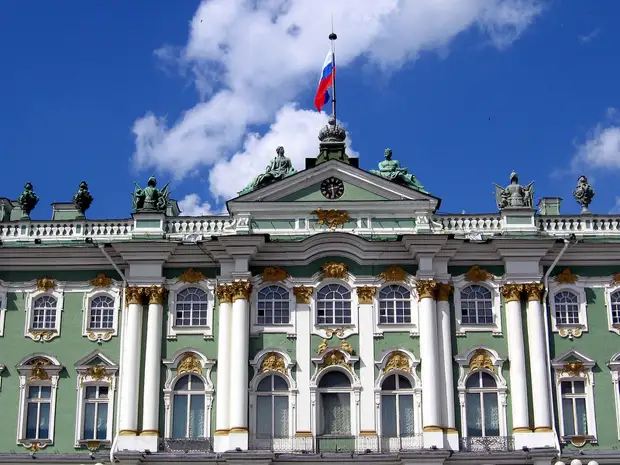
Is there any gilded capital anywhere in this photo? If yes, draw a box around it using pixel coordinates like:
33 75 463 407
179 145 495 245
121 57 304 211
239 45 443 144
356 286 377 304
500 284 523 303
415 280 438 300
231 280 252 301
524 282 544 302
125 286 145 306
216 284 233 303
436 283 454 302
147 285 167 305
293 286 313 304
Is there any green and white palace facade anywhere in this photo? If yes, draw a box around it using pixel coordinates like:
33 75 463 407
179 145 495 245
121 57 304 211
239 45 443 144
0 123 618 465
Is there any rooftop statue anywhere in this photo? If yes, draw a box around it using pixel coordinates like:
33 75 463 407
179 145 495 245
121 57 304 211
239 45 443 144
132 176 170 212
369 148 427 193
17 182 39 219
573 175 595 214
494 171 534 210
72 181 93 216
239 146 296 195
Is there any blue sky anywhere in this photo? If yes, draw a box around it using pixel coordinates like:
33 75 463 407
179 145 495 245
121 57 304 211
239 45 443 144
2 0 620 220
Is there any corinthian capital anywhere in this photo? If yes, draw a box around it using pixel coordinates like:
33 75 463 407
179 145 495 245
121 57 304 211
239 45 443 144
436 283 454 302
216 284 233 303
147 285 168 305
231 280 252 301
524 283 544 302
500 284 523 303
415 280 438 301
125 286 145 306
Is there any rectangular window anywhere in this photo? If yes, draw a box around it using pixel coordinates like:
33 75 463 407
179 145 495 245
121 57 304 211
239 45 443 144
89 308 114 330
26 386 51 440
321 393 351 435
257 301 290 325
317 302 352 325
32 308 56 330
379 301 411 324
82 386 109 441
561 380 588 436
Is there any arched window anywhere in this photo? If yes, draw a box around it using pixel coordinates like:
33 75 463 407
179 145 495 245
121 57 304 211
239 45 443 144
611 290 620 326
171 374 206 438
88 295 115 330
257 286 290 325
381 374 414 437
317 284 351 325
255 375 289 438
379 285 411 324
175 288 209 327
32 296 58 330
554 291 580 325
465 372 500 437
318 371 351 436
460 285 493 325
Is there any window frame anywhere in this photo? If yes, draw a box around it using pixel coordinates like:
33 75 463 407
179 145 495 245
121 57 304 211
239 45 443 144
604 285 620 336
250 282 296 336
311 280 359 338
24 289 64 342
452 275 502 336
82 288 120 342
169 373 209 439
316 370 355 437
549 283 588 337
166 280 215 340
376 372 420 438
0 282 6 337
374 283 419 336
463 371 501 437
608 353 620 441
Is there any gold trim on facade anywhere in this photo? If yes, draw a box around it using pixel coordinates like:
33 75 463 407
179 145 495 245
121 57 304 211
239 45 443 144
465 265 493 282
377 265 407 283
139 430 159 437
295 431 313 438
312 209 352 230
356 286 377 304
231 280 252 301
317 339 328 355
261 266 289 283
513 427 532 433
125 286 145 306
147 285 167 305
216 284 233 303
524 282 544 302
436 283 454 302
28 330 56 342
320 351 352 372
28 359 51 381
215 429 230 436
534 426 553 433
293 285 313 304
612 272 620 285
324 328 347 338
423 425 443 433
177 354 203 375
555 268 578 284
384 351 411 374
359 430 377 437
340 339 354 355
178 268 206 283
89 273 112 288
36 277 55 292
500 283 523 303
229 427 249 433
119 430 138 436
260 352 287 374
320 262 348 280
86 365 111 381
560 360 587 377
469 349 494 372
415 280 437 300
444 427 458 434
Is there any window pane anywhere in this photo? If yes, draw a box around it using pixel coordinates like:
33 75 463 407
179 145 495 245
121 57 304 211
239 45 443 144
398 395 415 436
272 375 288 391
575 398 587 435
273 396 289 438
481 373 496 388
83 403 96 439
483 393 500 436
38 403 50 440
381 395 397 437
256 396 272 437
175 375 190 391
172 395 188 438
26 404 38 439
562 397 575 436
85 386 97 399
257 377 272 392
319 371 351 389
381 375 396 391
466 393 482 436
189 395 205 438
572 381 585 394
40 386 51 398
96 403 108 440
322 393 351 435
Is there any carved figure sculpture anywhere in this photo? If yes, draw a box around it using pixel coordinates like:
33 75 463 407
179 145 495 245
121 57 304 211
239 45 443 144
572 175 595 214
494 171 534 210
239 146 296 195
132 176 170 212
369 149 427 193
73 181 93 216
18 182 39 219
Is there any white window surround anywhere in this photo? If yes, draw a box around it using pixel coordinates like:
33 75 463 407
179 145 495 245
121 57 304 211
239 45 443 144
604 286 620 336
549 282 588 338
249 349 297 437
454 346 508 438
452 275 502 336
250 281 296 336
0 364 5 390
373 283 419 337
74 351 118 447
24 288 64 342
82 288 121 342
0 282 6 336
162 349 215 439
551 350 597 444
373 349 422 437
16 354 63 449
609 353 620 440
311 279 359 339
166 280 215 340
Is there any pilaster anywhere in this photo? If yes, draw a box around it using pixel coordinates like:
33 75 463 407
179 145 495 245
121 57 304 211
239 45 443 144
214 284 233 452
294 286 313 437
357 285 377 436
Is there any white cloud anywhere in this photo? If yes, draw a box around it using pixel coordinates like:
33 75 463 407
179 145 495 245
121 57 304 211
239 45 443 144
178 193 214 216
133 0 543 201
611 197 620 214
571 108 620 172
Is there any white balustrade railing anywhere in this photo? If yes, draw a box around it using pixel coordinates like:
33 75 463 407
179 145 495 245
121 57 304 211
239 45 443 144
164 217 246 236
432 214 503 234
537 215 620 235
0 220 134 241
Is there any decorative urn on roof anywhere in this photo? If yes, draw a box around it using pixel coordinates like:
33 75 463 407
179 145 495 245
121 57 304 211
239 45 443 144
72 181 93 217
572 175 594 214
17 182 39 219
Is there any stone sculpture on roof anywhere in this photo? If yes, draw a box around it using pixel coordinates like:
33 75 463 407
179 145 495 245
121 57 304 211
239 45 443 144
369 148 427 193
494 171 534 210
573 175 595 214
238 146 296 195
132 176 170 212
17 182 39 219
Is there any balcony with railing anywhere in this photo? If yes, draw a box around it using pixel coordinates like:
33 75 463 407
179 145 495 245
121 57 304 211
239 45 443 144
460 436 514 452
248 435 423 454
160 437 213 453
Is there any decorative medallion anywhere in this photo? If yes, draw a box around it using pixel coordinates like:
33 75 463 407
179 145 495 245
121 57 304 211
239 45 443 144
231 280 252 301
293 286 313 304
89 273 112 288
178 268 206 283
555 269 578 284
312 208 351 230
324 327 347 338
465 266 493 282
87 331 113 343
320 351 352 371
28 359 51 381
125 286 145 306
261 266 289 283
23 442 43 452
340 339 354 355
177 354 202 375
147 285 167 305
28 330 56 342
36 278 55 292
317 339 328 355
377 265 407 283
356 286 377 304
469 349 494 372
559 327 582 339
86 441 103 452
260 352 286 374
320 177 345 200
612 273 620 286
524 283 544 302
216 284 233 303
384 351 411 374
415 280 438 300
86 365 111 381
500 283 523 303
320 262 348 280
436 283 454 302
561 360 587 377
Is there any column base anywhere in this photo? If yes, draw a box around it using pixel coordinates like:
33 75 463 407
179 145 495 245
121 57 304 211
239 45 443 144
423 429 444 448
213 432 230 453
116 435 159 453
513 431 555 449
443 428 459 450
228 428 249 451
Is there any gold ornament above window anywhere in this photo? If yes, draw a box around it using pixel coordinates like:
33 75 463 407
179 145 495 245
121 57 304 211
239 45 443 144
312 208 351 230
555 269 578 284
560 360 586 377
469 349 494 372
384 351 411 374
86 365 111 381
260 352 286 374
177 353 202 375
261 266 289 283
320 350 352 371
36 277 55 292
89 273 112 288
465 266 493 282
612 272 620 285
320 262 348 280
340 339 354 355
178 268 206 283
28 358 51 381
377 265 407 283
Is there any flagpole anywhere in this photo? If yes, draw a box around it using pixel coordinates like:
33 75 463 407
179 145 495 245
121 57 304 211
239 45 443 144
329 31 337 122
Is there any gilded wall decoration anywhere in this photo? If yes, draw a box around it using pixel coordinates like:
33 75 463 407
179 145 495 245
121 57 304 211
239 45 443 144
89 273 112 288
324 328 347 338
28 330 56 342
436 283 454 302
261 266 289 283
87 331 113 342
36 278 55 292
469 349 494 372
465 266 493 282
177 354 202 375
377 265 407 283
317 339 328 355
500 283 523 303
320 262 348 280
125 286 145 306
147 285 167 305
340 339 354 355
216 284 233 303
312 209 352 230
231 281 252 301
612 272 620 286
415 280 438 300
260 352 287 374
28 359 51 381
384 351 411 374
555 269 578 284
320 351 352 371
293 286 313 304
559 327 582 339
178 268 206 283
356 286 377 304
86 365 111 381
560 361 587 377
524 283 544 302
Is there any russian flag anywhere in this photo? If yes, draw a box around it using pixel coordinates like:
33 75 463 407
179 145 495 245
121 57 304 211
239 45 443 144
314 51 334 112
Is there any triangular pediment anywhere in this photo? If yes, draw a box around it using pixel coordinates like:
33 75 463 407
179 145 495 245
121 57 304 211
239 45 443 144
75 350 118 369
551 350 595 369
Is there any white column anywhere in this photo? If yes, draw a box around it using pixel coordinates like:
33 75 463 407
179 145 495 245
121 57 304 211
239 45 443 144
118 287 144 437
214 284 233 452
357 286 377 437
501 284 530 433
228 280 252 450
436 283 458 449
416 280 443 448
525 283 553 433
293 286 312 437
141 286 166 444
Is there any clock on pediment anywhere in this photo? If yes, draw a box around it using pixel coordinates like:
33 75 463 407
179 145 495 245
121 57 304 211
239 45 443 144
320 177 345 200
